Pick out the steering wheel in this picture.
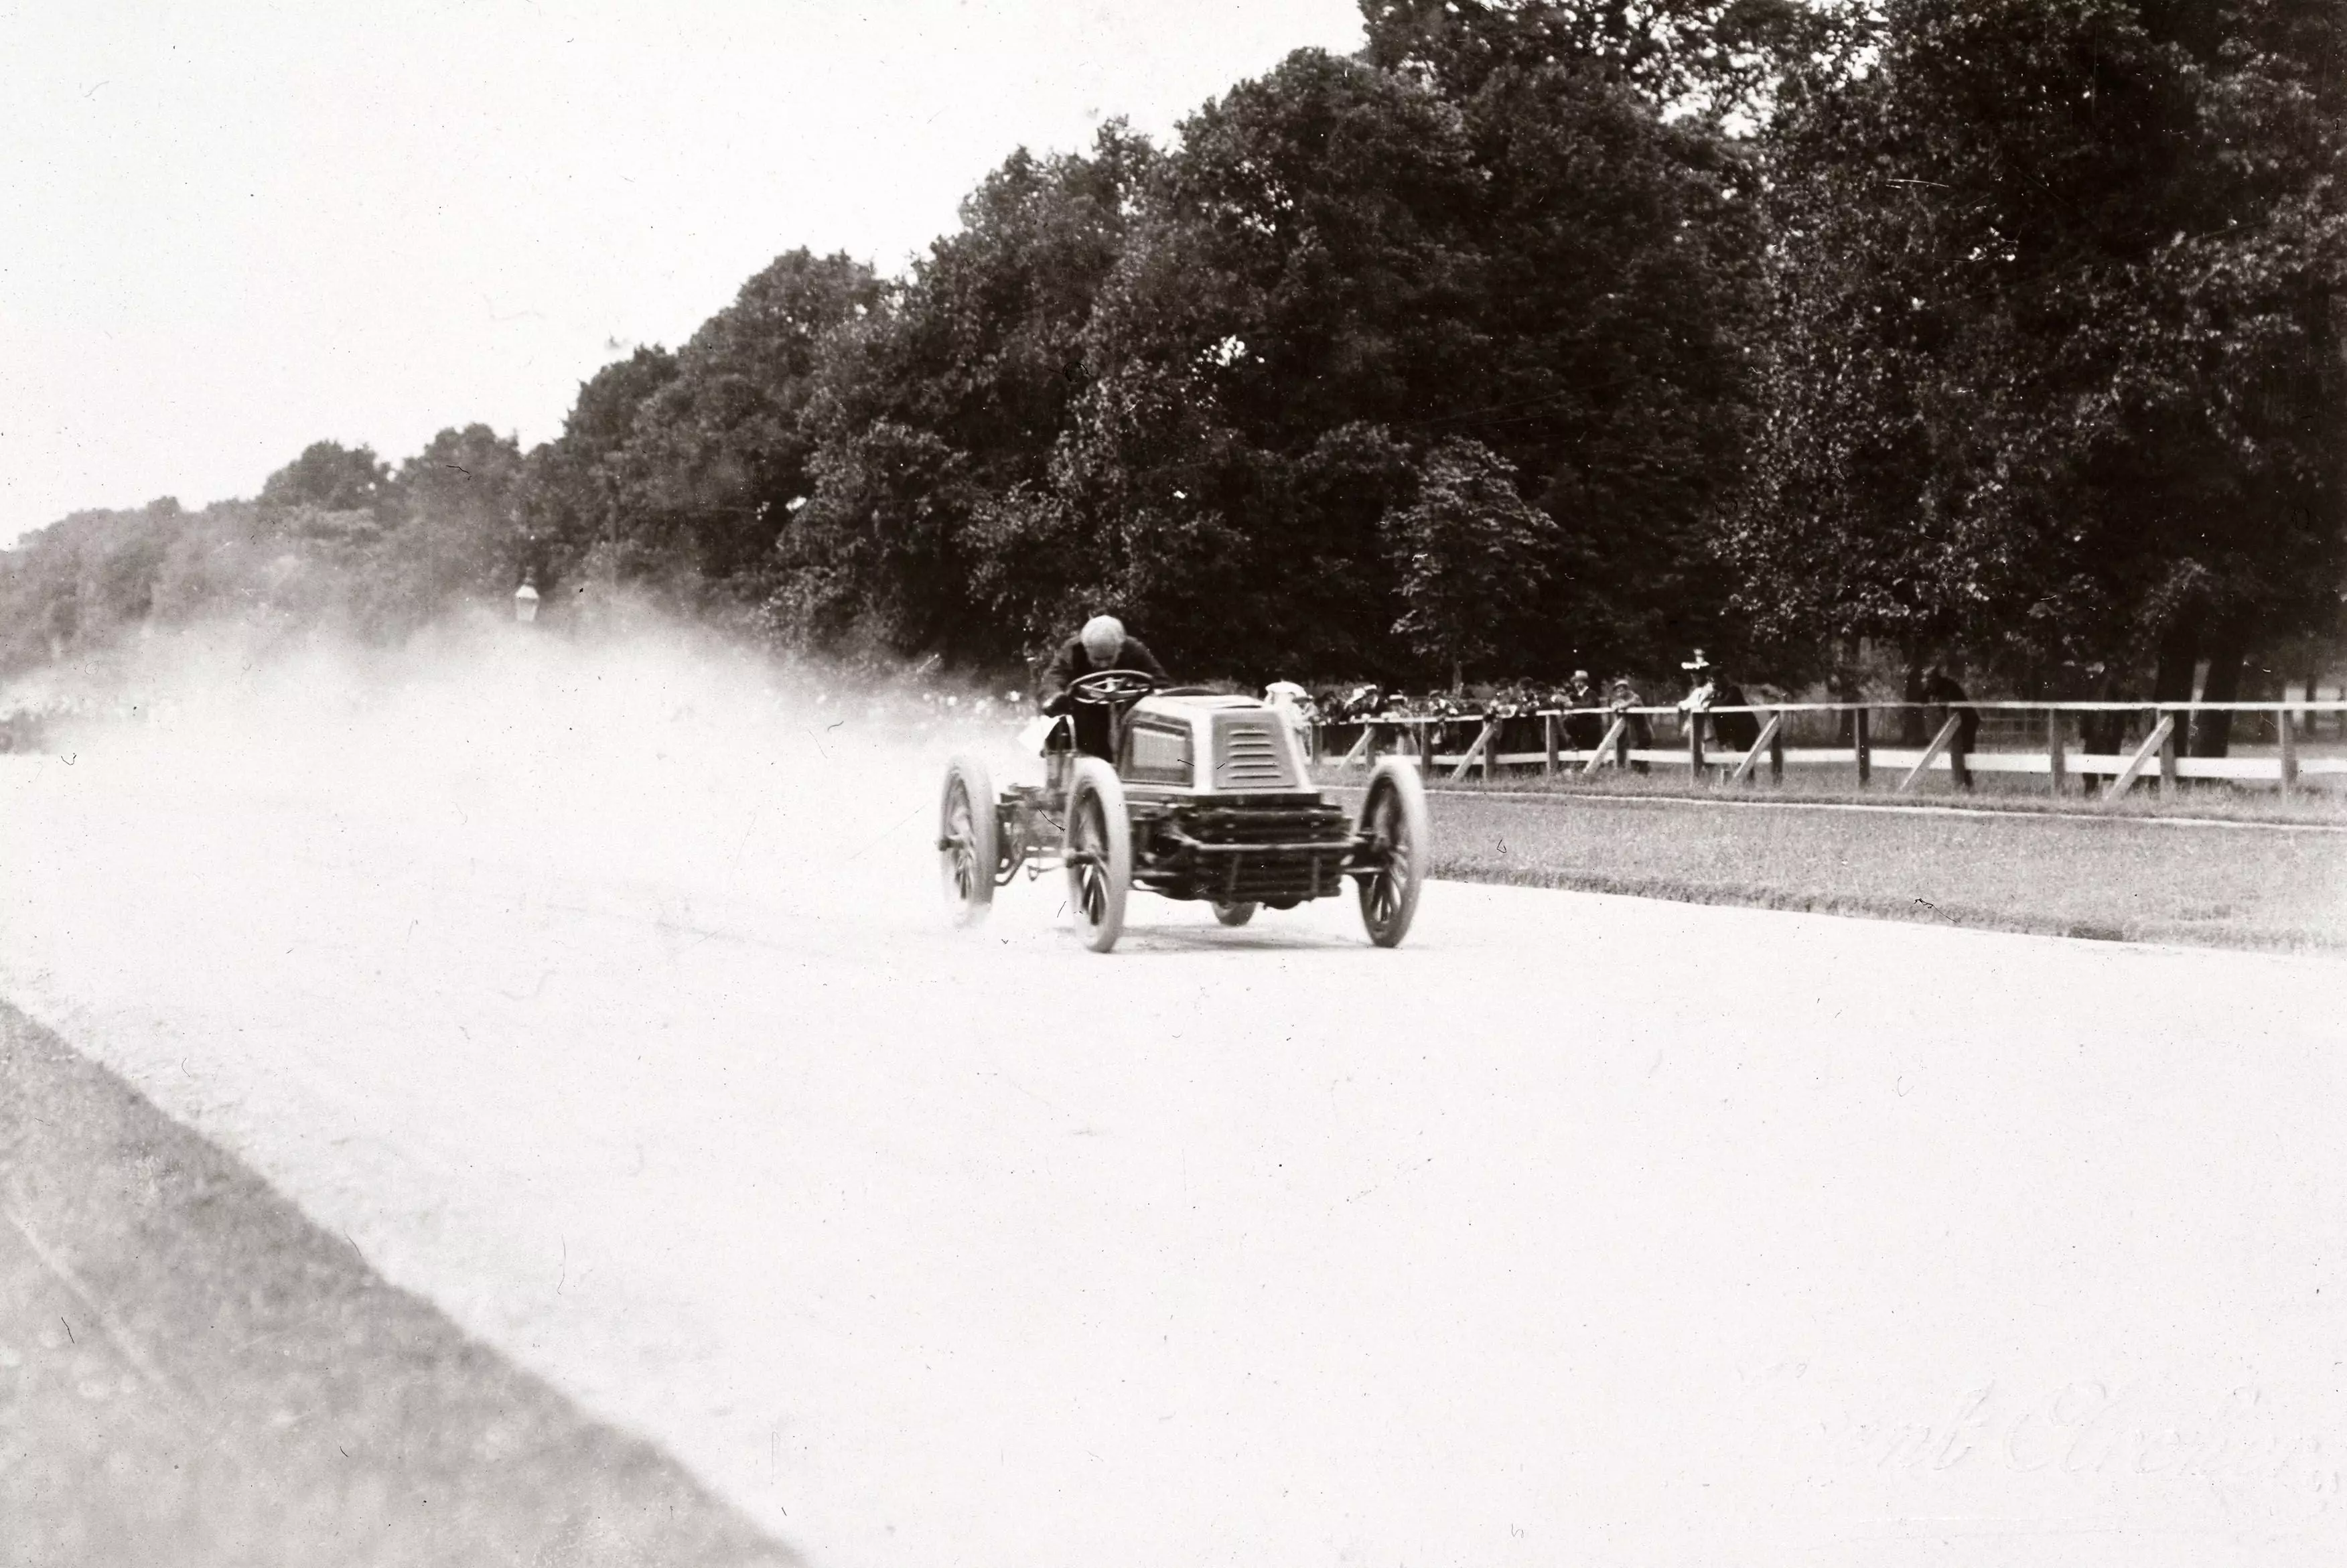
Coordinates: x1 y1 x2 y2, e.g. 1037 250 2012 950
1067 668 1159 707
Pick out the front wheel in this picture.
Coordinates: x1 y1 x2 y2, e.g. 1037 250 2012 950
1354 757 1429 948
938 758 999 926
1064 758 1131 952
1211 900 1257 927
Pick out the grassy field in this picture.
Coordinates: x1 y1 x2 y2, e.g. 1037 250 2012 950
0 1002 796 1568
1334 782 2347 951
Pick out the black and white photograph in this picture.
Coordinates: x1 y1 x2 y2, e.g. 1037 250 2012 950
3 2 2344 1563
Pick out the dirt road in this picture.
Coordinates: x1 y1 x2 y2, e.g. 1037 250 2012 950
5 644 2343 1568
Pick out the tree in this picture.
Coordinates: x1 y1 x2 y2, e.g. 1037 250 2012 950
1056 50 1490 674
768 421 973 653
1360 0 1868 125
616 251 881 589
1384 439 1561 686
259 441 390 513
1441 49 1765 673
774 127 1158 663
390 423 524 547
364 424 526 628
1060 41 1760 677
521 346 680 586
1727 0 2347 731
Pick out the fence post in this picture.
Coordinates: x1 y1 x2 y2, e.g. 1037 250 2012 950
1686 713 1706 780
1853 706 1871 787
1897 713 1964 794
1769 709 1785 784
1449 717 1497 782
1543 713 1558 777
1483 719 1498 782
2280 708 2299 798
1419 720 1437 774
1587 714 1625 776
2047 708 2066 796
1727 711 1782 786
2157 709 2178 797
2103 713 2174 801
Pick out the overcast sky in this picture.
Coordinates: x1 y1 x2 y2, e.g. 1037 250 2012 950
0 0 1364 545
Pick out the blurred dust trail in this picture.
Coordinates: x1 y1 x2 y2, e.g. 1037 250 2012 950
6 616 1031 936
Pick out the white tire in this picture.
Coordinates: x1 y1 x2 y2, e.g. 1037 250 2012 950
1064 757 1132 952
939 757 998 926
1354 756 1429 948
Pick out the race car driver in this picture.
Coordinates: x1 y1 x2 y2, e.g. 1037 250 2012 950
1039 614 1167 760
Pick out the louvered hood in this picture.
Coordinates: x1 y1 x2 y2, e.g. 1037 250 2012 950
1210 711 1301 790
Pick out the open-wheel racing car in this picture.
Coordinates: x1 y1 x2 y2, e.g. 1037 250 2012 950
937 670 1429 952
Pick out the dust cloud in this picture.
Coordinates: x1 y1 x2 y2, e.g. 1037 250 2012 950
4 612 1036 941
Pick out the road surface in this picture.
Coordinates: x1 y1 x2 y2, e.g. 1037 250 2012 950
3 641 2342 1567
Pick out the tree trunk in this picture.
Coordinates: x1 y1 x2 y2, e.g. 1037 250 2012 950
2151 619 2200 705
1833 638 1859 745
2151 616 2200 757
1899 651 1925 745
2190 624 2247 758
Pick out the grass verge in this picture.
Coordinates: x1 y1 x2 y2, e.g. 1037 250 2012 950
0 1001 797 1568
1353 788 2347 952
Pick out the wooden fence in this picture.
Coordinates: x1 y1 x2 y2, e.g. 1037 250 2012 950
1315 701 2347 800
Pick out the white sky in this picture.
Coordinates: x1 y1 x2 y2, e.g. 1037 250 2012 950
0 1 1364 545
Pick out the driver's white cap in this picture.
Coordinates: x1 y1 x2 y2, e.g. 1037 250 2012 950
1080 615 1125 660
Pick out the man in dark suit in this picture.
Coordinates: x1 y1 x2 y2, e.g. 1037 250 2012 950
1039 615 1168 760
1920 664 1979 790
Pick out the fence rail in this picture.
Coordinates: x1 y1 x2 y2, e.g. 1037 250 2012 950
1313 701 2347 800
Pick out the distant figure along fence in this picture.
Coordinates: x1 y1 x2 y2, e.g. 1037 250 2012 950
1313 700 2347 800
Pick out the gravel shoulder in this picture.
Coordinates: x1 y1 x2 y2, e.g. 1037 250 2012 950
0 999 797 1568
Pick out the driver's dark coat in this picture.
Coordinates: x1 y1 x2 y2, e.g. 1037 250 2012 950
1038 633 1167 709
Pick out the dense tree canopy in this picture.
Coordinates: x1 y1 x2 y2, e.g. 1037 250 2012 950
792 29 1769 682
7 0 2341 706
1361 0 1862 122
521 345 679 583
771 127 1158 658
1727 0 2347 707
259 441 391 513
608 251 881 587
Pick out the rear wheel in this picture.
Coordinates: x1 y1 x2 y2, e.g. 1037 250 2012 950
1064 758 1131 952
1354 757 1429 948
1211 900 1257 927
938 758 999 927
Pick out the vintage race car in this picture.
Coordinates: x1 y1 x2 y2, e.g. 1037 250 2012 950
937 670 1429 952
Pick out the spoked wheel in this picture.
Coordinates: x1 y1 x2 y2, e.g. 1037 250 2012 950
1064 757 1132 952
1211 900 1258 927
938 757 999 927
1354 756 1429 948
